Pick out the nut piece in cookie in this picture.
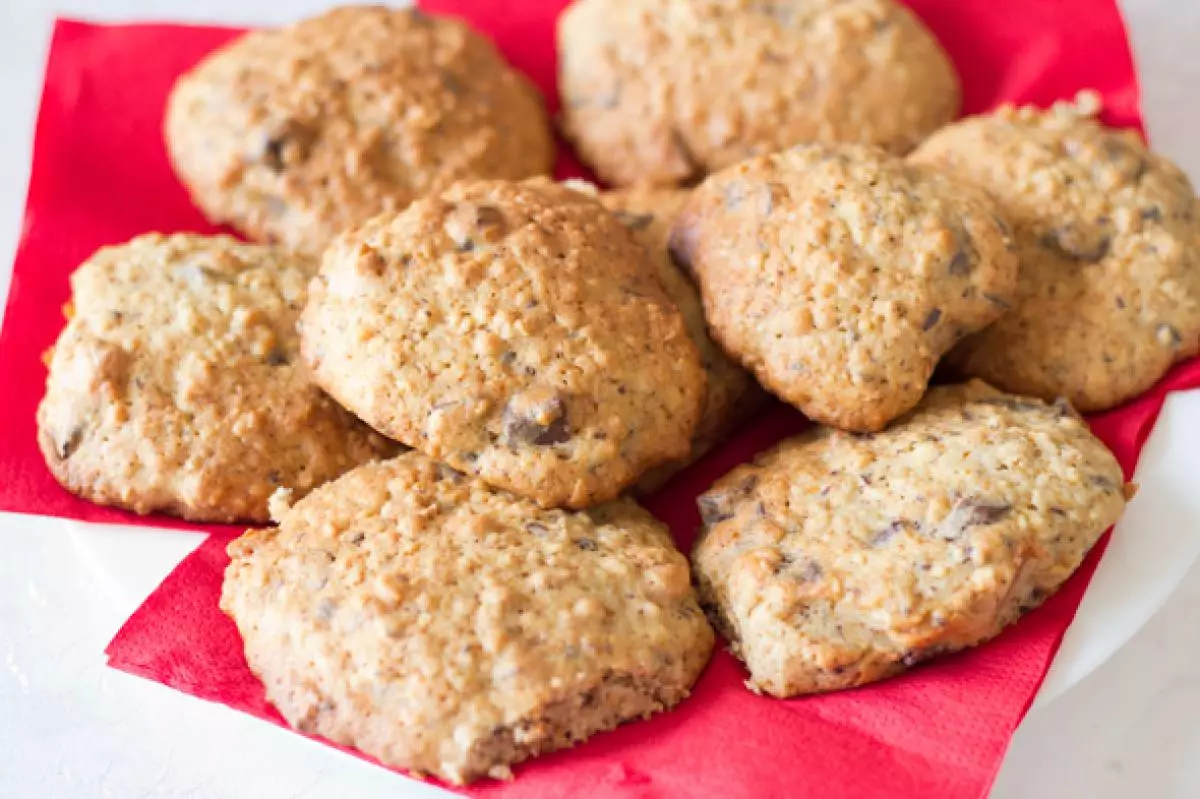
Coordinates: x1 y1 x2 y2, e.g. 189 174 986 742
36 233 397 523
594 186 768 493
558 0 960 186
910 92 1200 412
165 6 554 254
692 381 1130 697
221 451 714 784
300 179 707 509
670 143 1019 432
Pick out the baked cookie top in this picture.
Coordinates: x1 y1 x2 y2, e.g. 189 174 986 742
221 451 713 784
596 186 766 491
166 6 553 254
300 179 706 508
558 0 960 187
36 233 395 523
670 143 1019 432
692 381 1130 697
910 94 1200 411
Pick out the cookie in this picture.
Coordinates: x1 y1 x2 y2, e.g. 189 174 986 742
587 186 768 492
692 381 1131 697
166 6 553 254
36 233 396 523
910 94 1200 411
669 143 1019 432
558 0 960 187
221 451 713 784
300 179 706 508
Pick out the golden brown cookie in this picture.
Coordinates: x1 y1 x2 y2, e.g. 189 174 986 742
669 143 1019 432
36 233 396 523
166 6 553 254
910 94 1200 411
300 179 706 508
558 0 960 187
692 381 1131 697
221 451 714 784
592 185 768 492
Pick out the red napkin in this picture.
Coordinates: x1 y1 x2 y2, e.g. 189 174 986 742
0 0 1188 796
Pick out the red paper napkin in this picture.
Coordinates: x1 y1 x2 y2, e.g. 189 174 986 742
0 0 1188 796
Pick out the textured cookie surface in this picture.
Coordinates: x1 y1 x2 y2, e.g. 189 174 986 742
596 186 767 491
166 6 553 254
670 143 1019 432
692 381 1130 697
558 0 960 187
221 451 713 784
36 233 396 523
301 179 706 508
910 95 1200 411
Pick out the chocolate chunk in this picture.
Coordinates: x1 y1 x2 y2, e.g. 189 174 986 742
669 128 703 184
474 205 505 230
502 394 571 446
937 497 1012 539
266 349 289 366
992 214 1014 239
256 121 314 173
774 554 822 581
575 537 598 551
57 425 84 460
1141 206 1163 223
697 494 734 527
1052 397 1081 419
1156 323 1183 349
922 308 942 331
1089 474 1118 491
1115 296 1127 310
697 476 757 527
262 137 286 172
871 519 919 546
267 470 282 485
440 70 465 96
613 210 655 231
948 249 972 276
1043 225 1110 262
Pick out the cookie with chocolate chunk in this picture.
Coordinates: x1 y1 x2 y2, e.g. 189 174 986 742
166 6 553 254
692 381 1130 697
300 179 706 508
595 186 767 492
37 233 396 523
910 93 1200 411
558 0 959 187
670 142 1019 432
221 451 713 784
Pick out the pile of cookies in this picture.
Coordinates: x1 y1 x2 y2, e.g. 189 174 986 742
35 1 1197 786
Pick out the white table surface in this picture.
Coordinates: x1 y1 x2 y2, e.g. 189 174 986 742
3 1 1200 797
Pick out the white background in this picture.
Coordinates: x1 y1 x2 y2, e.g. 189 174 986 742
3 1 1200 797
